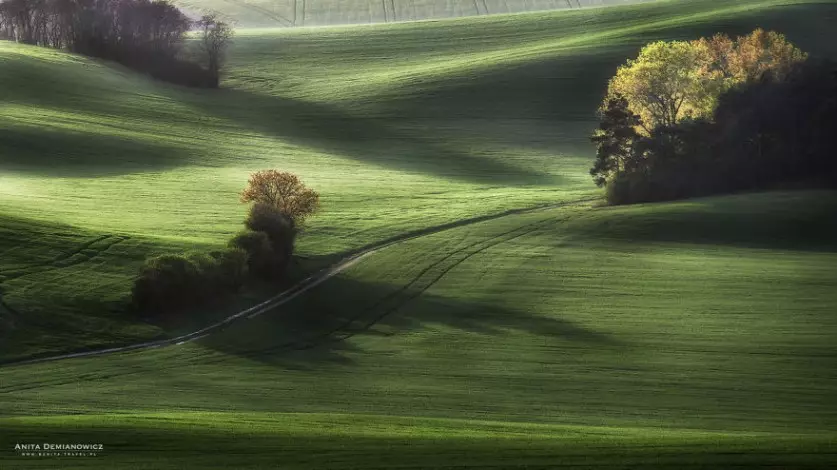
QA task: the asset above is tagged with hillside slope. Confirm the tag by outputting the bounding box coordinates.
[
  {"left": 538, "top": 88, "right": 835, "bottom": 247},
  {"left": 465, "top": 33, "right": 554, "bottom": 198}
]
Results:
[
  {"left": 1, "top": 0, "right": 836, "bottom": 363},
  {"left": 174, "top": 0, "right": 657, "bottom": 27},
  {"left": 2, "top": 192, "right": 837, "bottom": 468},
  {"left": 2, "top": 0, "right": 837, "bottom": 467}
]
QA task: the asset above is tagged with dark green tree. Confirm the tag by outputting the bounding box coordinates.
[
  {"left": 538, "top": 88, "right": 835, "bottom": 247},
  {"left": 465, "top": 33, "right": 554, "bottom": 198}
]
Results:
[{"left": 589, "top": 94, "right": 643, "bottom": 187}]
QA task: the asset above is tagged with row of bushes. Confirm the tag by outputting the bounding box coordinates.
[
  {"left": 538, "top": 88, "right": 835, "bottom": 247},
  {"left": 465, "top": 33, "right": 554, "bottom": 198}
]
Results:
[
  {"left": 131, "top": 249, "right": 247, "bottom": 313},
  {"left": 132, "top": 203, "right": 297, "bottom": 315},
  {"left": 593, "top": 59, "right": 837, "bottom": 205}
]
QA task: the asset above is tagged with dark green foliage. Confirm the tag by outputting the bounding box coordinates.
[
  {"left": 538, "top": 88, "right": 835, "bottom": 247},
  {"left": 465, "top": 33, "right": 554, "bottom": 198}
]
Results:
[
  {"left": 131, "top": 254, "right": 201, "bottom": 314},
  {"left": 245, "top": 202, "right": 297, "bottom": 267},
  {"left": 131, "top": 205, "right": 296, "bottom": 315},
  {"left": 593, "top": 60, "right": 837, "bottom": 205},
  {"left": 131, "top": 249, "right": 248, "bottom": 315},
  {"left": 713, "top": 59, "right": 837, "bottom": 189},
  {"left": 228, "top": 230, "right": 285, "bottom": 279},
  {"left": 590, "top": 94, "right": 643, "bottom": 188},
  {"left": 208, "top": 248, "right": 249, "bottom": 290},
  {"left": 0, "top": 0, "right": 218, "bottom": 88},
  {"left": 133, "top": 203, "right": 300, "bottom": 316}
]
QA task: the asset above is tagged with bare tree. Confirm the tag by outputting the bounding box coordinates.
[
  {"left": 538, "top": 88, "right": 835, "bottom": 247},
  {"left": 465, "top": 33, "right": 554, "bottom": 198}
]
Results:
[{"left": 196, "top": 14, "right": 232, "bottom": 87}]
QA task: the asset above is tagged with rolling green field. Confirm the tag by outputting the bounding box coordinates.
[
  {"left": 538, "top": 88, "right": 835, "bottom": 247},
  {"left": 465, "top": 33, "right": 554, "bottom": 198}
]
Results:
[
  {"left": 2, "top": 0, "right": 837, "bottom": 467},
  {"left": 172, "top": 0, "right": 659, "bottom": 27}
]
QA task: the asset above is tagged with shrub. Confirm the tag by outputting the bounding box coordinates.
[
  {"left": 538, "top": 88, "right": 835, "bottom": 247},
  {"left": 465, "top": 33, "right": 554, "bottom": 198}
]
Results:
[
  {"left": 131, "top": 254, "right": 203, "bottom": 314},
  {"left": 208, "top": 248, "right": 249, "bottom": 290},
  {"left": 228, "top": 230, "right": 283, "bottom": 279},
  {"left": 131, "top": 248, "right": 248, "bottom": 315},
  {"left": 245, "top": 203, "right": 297, "bottom": 265}
]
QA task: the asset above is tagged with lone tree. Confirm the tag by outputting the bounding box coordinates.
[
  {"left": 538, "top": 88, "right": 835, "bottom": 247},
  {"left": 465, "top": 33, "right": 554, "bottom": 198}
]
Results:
[
  {"left": 240, "top": 170, "right": 320, "bottom": 224},
  {"left": 197, "top": 14, "right": 233, "bottom": 87}
]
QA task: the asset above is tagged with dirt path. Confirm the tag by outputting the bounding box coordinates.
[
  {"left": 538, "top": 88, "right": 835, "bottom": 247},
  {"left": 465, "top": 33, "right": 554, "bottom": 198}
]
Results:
[{"left": 1, "top": 197, "right": 597, "bottom": 368}]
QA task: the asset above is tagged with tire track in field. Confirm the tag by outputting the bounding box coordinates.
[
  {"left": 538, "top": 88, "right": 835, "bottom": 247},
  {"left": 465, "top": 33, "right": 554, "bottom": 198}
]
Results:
[
  {"left": 0, "top": 234, "right": 123, "bottom": 276},
  {"left": 0, "top": 234, "right": 111, "bottom": 278},
  {"left": 223, "top": 213, "right": 566, "bottom": 359},
  {"left": 221, "top": 0, "right": 294, "bottom": 26},
  {"left": 0, "top": 234, "right": 130, "bottom": 338},
  {"left": 0, "top": 211, "right": 568, "bottom": 388},
  {"left": 52, "top": 235, "right": 112, "bottom": 262},
  {"left": 0, "top": 291, "right": 19, "bottom": 335},
  {"left": 0, "top": 197, "right": 598, "bottom": 369},
  {"left": 292, "top": 0, "right": 297, "bottom": 25},
  {"left": 0, "top": 235, "right": 129, "bottom": 281}
]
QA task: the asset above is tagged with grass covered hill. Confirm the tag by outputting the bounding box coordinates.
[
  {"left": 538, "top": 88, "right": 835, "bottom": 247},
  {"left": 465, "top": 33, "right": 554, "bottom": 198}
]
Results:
[
  {"left": 1, "top": 0, "right": 837, "bottom": 467},
  {"left": 2, "top": 192, "right": 837, "bottom": 468},
  {"left": 1, "top": 0, "right": 836, "bottom": 360},
  {"left": 172, "top": 0, "right": 658, "bottom": 28}
]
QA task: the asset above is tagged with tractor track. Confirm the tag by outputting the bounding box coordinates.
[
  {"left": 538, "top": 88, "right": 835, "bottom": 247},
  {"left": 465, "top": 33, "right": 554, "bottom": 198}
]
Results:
[
  {"left": 0, "top": 197, "right": 597, "bottom": 369},
  {"left": 221, "top": 0, "right": 294, "bottom": 26},
  {"left": 234, "top": 212, "right": 567, "bottom": 359}
]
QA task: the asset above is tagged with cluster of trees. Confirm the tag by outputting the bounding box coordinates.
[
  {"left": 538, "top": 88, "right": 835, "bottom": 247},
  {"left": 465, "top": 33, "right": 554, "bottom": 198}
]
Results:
[
  {"left": 0, "top": 0, "right": 232, "bottom": 87},
  {"left": 132, "top": 170, "right": 321, "bottom": 315},
  {"left": 591, "top": 29, "right": 836, "bottom": 204}
]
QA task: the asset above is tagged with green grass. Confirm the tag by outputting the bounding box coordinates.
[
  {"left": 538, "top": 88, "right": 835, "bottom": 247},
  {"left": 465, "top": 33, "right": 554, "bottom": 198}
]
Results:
[
  {"left": 2, "top": 0, "right": 837, "bottom": 467},
  {"left": 1, "top": 193, "right": 837, "bottom": 467},
  {"left": 172, "top": 0, "right": 660, "bottom": 28},
  {"left": 3, "top": 413, "right": 836, "bottom": 469}
]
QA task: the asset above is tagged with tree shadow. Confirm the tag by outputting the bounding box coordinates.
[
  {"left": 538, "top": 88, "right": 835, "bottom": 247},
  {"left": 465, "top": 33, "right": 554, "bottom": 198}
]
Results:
[
  {"left": 187, "top": 89, "right": 556, "bottom": 185},
  {"left": 198, "top": 273, "right": 621, "bottom": 369},
  {"left": 364, "top": 1, "right": 837, "bottom": 151},
  {"left": 0, "top": 125, "right": 200, "bottom": 177},
  {"left": 373, "top": 49, "right": 617, "bottom": 123},
  {"left": 560, "top": 191, "right": 837, "bottom": 253}
]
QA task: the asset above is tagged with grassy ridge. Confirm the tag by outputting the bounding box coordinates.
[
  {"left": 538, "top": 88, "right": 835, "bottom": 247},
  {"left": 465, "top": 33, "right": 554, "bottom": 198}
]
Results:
[
  {"left": 172, "top": 0, "right": 658, "bottom": 28},
  {"left": 1, "top": 0, "right": 836, "bottom": 361},
  {"left": 1, "top": 192, "right": 836, "bottom": 467},
  {"left": 1, "top": 3, "right": 837, "bottom": 468},
  {"left": 2, "top": 413, "right": 836, "bottom": 469}
]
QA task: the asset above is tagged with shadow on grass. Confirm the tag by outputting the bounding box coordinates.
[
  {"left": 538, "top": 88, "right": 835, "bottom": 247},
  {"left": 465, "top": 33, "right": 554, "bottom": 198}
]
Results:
[
  {"left": 562, "top": 191, "right": 837, "bottom": 253},
  {"left": 198, "top": 273, "right": 620, "bottom": 369},
  {"left": 0, "top": 125, "right": 199, "bottom": 177},
  {"left": 3, "top": 420, "right": 833, "bottom": 470},
  {"left": 3, "top": 419, "right": 836, "bottom": 470},
  {"left": 188, "top": 89, "right": 556, "bottom": 185}
]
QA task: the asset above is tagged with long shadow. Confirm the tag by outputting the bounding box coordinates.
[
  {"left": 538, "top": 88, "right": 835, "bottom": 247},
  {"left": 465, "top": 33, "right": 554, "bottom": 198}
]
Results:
[
  {"left": 187, "top": 88, "right": 555, "bottom": 185},
  {"left": 369, "top": 2, "right": 837, "bottom": 127},
  {"left": 199, "top": 274, "right": 620, "bottom": 369},
  {"left": 561, "top": 191, "right": 837, "bottom": 253},
  {"left": 0, "top": 125, "right": 200, "bottom": 177}
]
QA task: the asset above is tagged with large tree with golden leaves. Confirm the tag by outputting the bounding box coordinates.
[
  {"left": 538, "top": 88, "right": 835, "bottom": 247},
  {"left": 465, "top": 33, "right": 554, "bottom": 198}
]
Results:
[
  {"left": 240, "top": 170, "right": 320, "bottom": 223},
  {"left": 606, "top": 29, "right": 807, "bottom": 133}
]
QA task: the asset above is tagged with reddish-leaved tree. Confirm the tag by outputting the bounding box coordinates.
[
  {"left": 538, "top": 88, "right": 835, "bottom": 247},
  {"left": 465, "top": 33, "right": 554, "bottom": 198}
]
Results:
[{"left": 240, "top": 170, "right": 320, "bottom": 223}]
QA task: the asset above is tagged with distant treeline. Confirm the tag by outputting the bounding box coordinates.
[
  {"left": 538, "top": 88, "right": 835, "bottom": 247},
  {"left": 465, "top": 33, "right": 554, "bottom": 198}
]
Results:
[{"left": 0, "top": 0, "right": 230, "bottom": 87}]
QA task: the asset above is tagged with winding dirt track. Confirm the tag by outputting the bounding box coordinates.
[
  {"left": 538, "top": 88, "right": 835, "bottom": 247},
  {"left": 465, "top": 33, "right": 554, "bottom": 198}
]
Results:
[{"left": 2, "top": 197, "right": 595, "bottom": 368}]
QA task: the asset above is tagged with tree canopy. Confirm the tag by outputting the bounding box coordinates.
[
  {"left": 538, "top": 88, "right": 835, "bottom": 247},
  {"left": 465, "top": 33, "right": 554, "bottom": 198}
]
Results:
[
  {"left": 606, "top": 29, "right": 807, "bottom": 133},
  {"left": 240, "top": 170, "right": 320, "bottom": 224},
  {"left": 0, "top": 0, "right": 228, "bottom": 87},
  {"left": 591, "top": 30, "right": 832, "bottom": 205}
]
